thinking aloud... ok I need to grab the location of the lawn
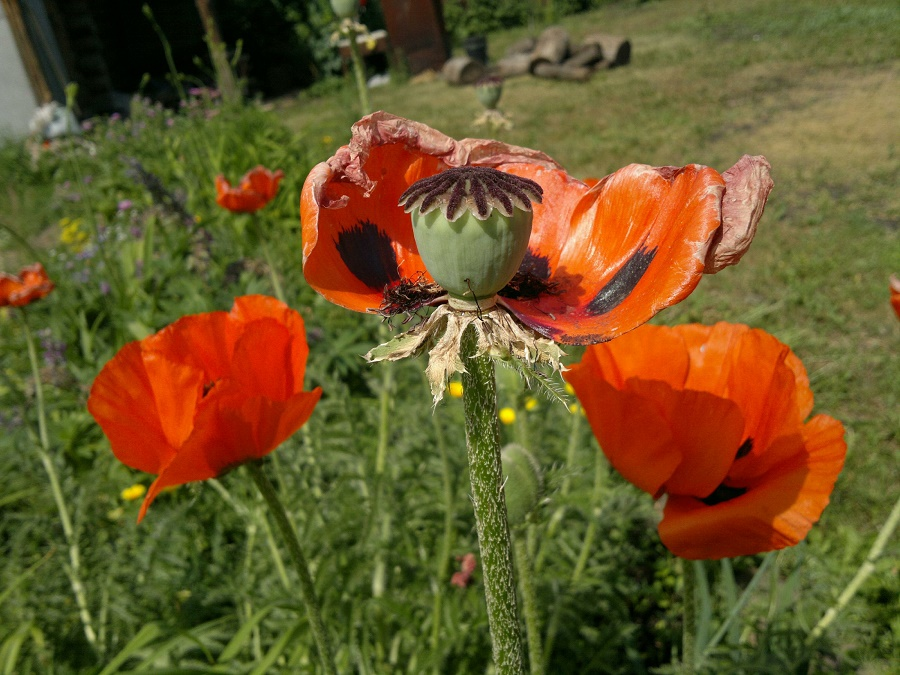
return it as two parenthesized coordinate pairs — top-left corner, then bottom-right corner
(0, 0), (897, 672)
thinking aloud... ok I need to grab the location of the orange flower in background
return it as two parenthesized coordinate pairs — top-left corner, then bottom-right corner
(0, 263), (54, 307)
(565, 322), (846, 559)
(215, 165), (284, 213)
(890, 275), (900, 320)
(88, 295), (321, 522)
(301, 112), (772, 344)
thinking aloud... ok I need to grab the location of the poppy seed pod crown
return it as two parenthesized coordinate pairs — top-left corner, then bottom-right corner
(399, 166), (542, 305)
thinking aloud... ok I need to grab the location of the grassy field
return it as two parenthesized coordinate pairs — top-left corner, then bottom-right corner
(0, 0), (897, 672)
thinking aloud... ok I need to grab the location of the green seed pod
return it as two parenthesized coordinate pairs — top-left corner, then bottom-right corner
(475, 77), (504, 110)
(400, 166), (542, 306)
(330, 0), (358, 19)
(501, 443), (543, 527)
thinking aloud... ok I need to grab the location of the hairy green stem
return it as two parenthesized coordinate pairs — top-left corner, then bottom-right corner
(807, 493), (900, 644)
(513, 534), (543, 675)
(682, 558), (697, 674)
(247, 461), (337, 675)
(21, 312), (97, 650)
(460, 327), (525, 675)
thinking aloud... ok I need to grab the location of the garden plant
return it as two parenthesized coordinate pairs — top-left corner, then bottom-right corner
(0, 0), (897, 673)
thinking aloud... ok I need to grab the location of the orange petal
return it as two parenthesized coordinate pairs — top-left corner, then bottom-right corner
(301, 146), (441, 312)
(722, 329), (809, 478)
(145, 310), (234, 381)
(504, 164), (725, 344)
(230, 295), (310, 386)
(573, 324), (691, 390)
(138, 387), (322, 522)
(87, 342), (175, 474)
(568, 375), (681, 495)
(658, 414), (846, 559)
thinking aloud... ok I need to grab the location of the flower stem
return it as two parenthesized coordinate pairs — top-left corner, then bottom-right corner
(681, 558), (697, 674)
(807, 492), (900, 644)
(513, 532), (543, 675)
(251, 214), (285, 303)
(346, 28), (371, 116)
(370, 359), (394, 598)
(247, 461), (337, 675)
(698, 552), (774, 664)
(429, 402), (457, 657)
(21, 312), (97, 651)
(460, 326), (526, 675)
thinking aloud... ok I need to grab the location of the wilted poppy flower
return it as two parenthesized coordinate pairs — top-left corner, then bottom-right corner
(88, 295), (321, 521)
(215, 165), (284, 213)
(302, 112), (771, 346)
(890, 275), (900, 320)
(0, 263), (54, 307)
(565, 322), (847, 559)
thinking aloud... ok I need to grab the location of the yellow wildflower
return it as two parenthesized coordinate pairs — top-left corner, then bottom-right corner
(524, 397), (538, 411)
(564, 382), (575, 396)
(448, 381), (464, 398)
(499, 407), (516, 425)
(59, 217), (88, 252)
(121, 484), (147, 501)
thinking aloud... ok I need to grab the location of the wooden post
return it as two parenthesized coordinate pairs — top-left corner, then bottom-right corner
(1, 0), (52, 103)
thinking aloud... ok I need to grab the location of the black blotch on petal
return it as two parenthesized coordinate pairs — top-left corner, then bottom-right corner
(700, 483), (748, 506)
(585, 247), (657, 316)
(335, 221), (401, 290)
(736, 437), (754, 460)
(519, 249), (551, 280)
(500, 249), (558, 300)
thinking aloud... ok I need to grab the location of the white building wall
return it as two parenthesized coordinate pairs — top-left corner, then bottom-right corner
(0, 6), (38, 137)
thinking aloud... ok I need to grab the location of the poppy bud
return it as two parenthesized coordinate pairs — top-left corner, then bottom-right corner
(501, 443), (543, 527)
(329, 0), (358, 19)
(399, 166), (542, 308)
(475, 77), (504, 110)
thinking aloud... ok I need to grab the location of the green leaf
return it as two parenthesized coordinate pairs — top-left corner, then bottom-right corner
(218, 603), (277, 662)
(97, 623), (162, 675)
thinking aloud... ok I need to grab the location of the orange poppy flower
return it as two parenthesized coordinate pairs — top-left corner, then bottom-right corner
(0, 263), (54, 307)
(891, 275), (900, 320)
(215, 165), (284, 213)
(88, 295), (321, 521)
(301, 112), (772, 344)
(565, 322), (846, 559)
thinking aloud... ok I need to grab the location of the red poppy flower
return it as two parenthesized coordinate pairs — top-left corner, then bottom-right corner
(88, 295), (321, 521)
(215, 165), (284, 213)
(301, 112), (772, 344)
(891, 275), (900, 320)
(0, 263), (54, 307)
(565, 322), (846, 559)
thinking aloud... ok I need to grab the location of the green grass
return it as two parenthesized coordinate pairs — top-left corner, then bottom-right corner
(1, 0), (898, 672)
